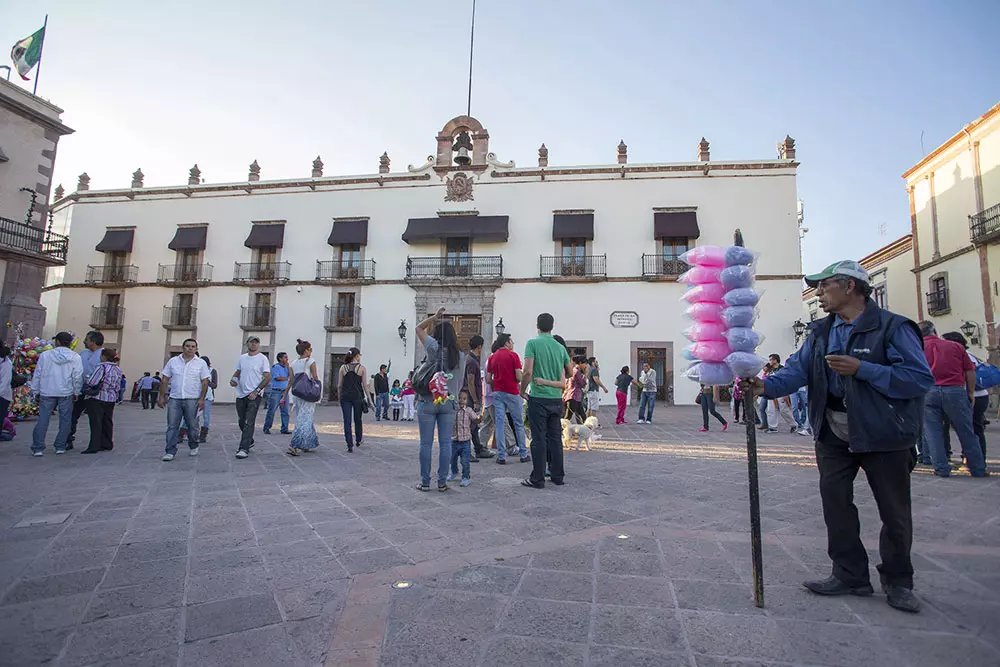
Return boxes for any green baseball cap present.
[804,260,870,288]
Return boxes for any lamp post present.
[792,319,807,347]
[960,321,980,346]
[495,317,505,337]
[398,320,407,346]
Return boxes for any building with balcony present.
[903,100,1000,361]
[0,78,73,337]
[44,115,803,404]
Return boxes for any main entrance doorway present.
[637,347,672,404]
[327,357,344,402]
[432,314,482,352]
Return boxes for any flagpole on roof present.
[466,0,475,116]
[32,15,47,96]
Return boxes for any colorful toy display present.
[429,371,452,405]
[5,323,79,421]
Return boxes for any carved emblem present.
[444,172,474,202]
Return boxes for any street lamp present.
[398,319,407,345]
[960,321,980,346]
[792,319,807,347]
[495,317,505,337]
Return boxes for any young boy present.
[449,390,480,487]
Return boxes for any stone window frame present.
[869,267,888,310]
[927,271,950,316]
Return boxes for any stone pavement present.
[0,402,998,667]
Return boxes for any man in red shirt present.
[919,321,988,477]
[486,333,529,463]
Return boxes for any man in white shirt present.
[30,331,84,456]
[158,338,210,461]
[635,363,657,424]
[231,336,271,459]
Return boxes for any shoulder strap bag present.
[291,360,322,403]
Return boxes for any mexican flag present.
[11,26,45,80]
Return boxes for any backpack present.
[413,340,448,397]
[975,360,1000,390]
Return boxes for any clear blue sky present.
[9,0,1000,272]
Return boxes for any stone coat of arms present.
[444,173,474,202]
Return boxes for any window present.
[255,247,277,279]
[927,272,949,315]
[178,249,199,281]
[559,238,587,276]
[872,283,887,309]
[104,294,122,325]
[176,294,194,326]
[252,293,272,327]
[107,251,128,282]
[661,238,689,275]
[336,293,356,327]
[339,244,362,278]
[445,238,470,276]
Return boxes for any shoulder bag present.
[291,360,322,403]
[413,338,447,397]
[81,366,106,398]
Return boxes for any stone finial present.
[698,137,710,162]
[77,172,90,191]
[131,168,144,188]
[379,152,390,174]
[311,155,324,178]
[248,160,261,182]
[53,184,65,201]
[538,143,549,168]
[778,135,796,160]
[188,164,201,186]
[617,140,628,165]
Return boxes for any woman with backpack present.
[82,349,124,453]
[338,347,369,452]
[285,339,321,456]
[414,308,465,492]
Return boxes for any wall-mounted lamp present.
[960,320,981,346]
[494,317,505,337]
[398,319,407,346]
[792,319,807,347]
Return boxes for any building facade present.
[904,101,1000,361]
[45,115,804,404]
[0,79,72,338]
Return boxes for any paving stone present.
[2,566,106,605]
[500,598,591,643]
[255,524,318,545]
[0,592,90,635]
[693,656,790,667]
[310,517,371,537]
[777,619,904,667]
[673,580,766,614]
[189,530,257,555]
[266,555,351,588]
[29,545,118,575]
[413,589,507,626]
[529,545,596,573]
[381,621,482,667]
[0,537,55,562]
[122,523,190,543]
[101,555,187,589]
[681,610,791,662]
[286,613,336,664]
[479,635,586,667]
[595,574,675,608]
[62,608,181,666]
[186,566,272,605]
[323,529,391,554]
[598,551,664,577]
[516,569,593,602]
[181,623,300,667]
[90,645,180,667]
[184,592,283,642]
[592,604,687,653]
[86,578,184,621]
[875,627,1000,667]
[426,565,524,595]
[591,646,691,667]
[0,628,72,666]
[113,538,187,564]
[189,546,263,576]
[760,584,858,623]
[274,577,350,620]
[663,555,743,582]
[339,546,412,574]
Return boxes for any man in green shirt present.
[520,312,573,488]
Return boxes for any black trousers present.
[470,401,483,454]
[564,399,586,424]
[528,397,564,486]
[66,398,89,445]
[86,400,115,451]
[235,396,262,451]
[140,389,152,409]
[815,425,916,589]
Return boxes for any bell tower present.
[435,115,489,170]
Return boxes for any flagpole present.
[32,14,48,96]
[466,0,476,116]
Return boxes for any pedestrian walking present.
[138,372,153,408]
[29,331,83,456]
[521,312,573,489]
[941,332,989,460]
[373,363,391,421]
[586,357,609,416]
[263,352,291,434]
[199,356,218,442]
[0,343,12,427]
[401,372,416,421]
[338,347,369,451]
[614,366,632,424]
[464,335,492,460]
[82,349,124,453]
[764,355,798,433]
[698,383,728,432]
[231,336,271,459]
[66,330,104,450]
[414,308,465,491]
[746,260,934,613]
[390,380,403,420]
[159,338,210,461]
[635,362,657,424]
[285,339,321,456]
[731,378,744,423]
[563,357,588,424]
[150,372,161,407]
[486,333,529,464]
[448,390,478,486]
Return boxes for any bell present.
[454,147,471,166]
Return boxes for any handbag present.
[290,361,321,403]
[975,361,1000,389]
[361,398,370,414]
[81,366,106,398]
[413,338,448,396]
[695,393,703,405]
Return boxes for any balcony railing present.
[90,306,125,329]
[85,265,139,284]
[233,262,291,282]
[405,256,503,280]
[0,216,69,265]
[540,255,607,279]
[240,306,276,330]
[324,305,362,331]
[642,254,687,277]
[316,259,376,282]
[157,264,213,283]
[970,203,1000,244]
[163,306,197,329]
[926,289,950,315]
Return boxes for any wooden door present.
[430,315,482,353]
[637,347,672,404]
[328,357,344,402]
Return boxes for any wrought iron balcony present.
[970,202,1000,244]
[641,254,687,278]
[233,262,291,282]
[540,255,607,279]
[163,306,197,329]
[240,306,275,330]
[157,264,213,284]
[85,265,139,284]
[405,256,503,281]
[315,259,376,282]
[0,216,69,265]
[926,289,950,315]
[324,305,362,332]
[90,306,125,329]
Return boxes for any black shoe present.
[803,576,874,597]
[495,458,506,465]
[81,448,99,454]
[470,453,479,463]
[347,445,354,453]
[883,584,921,613]
[280,430,291,434]
[478,450,495,459]
[355,441,362,448]
[521,478,544,489]
[65,443,74,451]
[263,429,271,435]
[551,479,565,486]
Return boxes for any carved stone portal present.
[444,173,474,202]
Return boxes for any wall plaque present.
[610,311,639,328]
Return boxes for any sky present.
[7,0,1000,273]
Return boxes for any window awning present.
[401,215,509,244]
[552,213,594,241]
[328,219,369,246]
[244,223,285,248]
[95,229,135,253]
[167,226,208,250]
[654,211,700,239]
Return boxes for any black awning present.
[244,223,285,248]
[654,211,700,239]
[167,226,208,250]
[552,213,594,240]
[328,219,369,246]
[401,215,509,244]
[95,229,134,253]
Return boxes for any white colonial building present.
[44,115,804,405]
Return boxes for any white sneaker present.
[161,453,175,462]
[797,428,811,437]
[637,419,645,424]
[32,451,43,457]
[189,447,199,456]
[235,450,249,459]
[55,450,65,455]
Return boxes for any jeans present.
[758,396,769,427]
[235,396,262,452]
[638,391,655,422]
[733,397,743,423]
[165,398,200,455]
[528,397,564,486]
[701,394,727,429]
[263,389,289,432]
[616,390,627,423]
[494,392,528,461]
[86,400,115,451]
[973,394,989,458]
[450,440,471,479]
[375,392,390,420]
[923,386,987,477]
[32,395,74,453]
[417,399,456,486]
[791,389,808,427]
[340,399,364,447]
[203,399,213,428]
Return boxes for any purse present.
[290,361,321,403]
[81,367,106,398]
[413,338,448,396]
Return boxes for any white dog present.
[561,416,599,451]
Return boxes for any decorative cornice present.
[911,243,976,274]
[902,101,1000,181]
[491,161,798,179]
